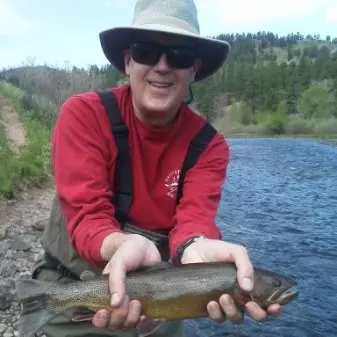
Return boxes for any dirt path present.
[0,181,54,337]
[0,92,55,336]
[0,95,26,153]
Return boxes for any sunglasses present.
[129,41,197,69]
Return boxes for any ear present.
[191,58,202,82]
[124,50,132,76]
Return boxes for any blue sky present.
[1,0,337,70]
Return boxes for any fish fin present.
[15,277,56,302]
[18,306,57,337]
[71,307,96,322]
[72,314,95,322]
[80,270,96,281]
[136,318,165,337]
[15,278,59,337]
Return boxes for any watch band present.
[176,235,205,264]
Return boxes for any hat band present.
[133,15,199,35]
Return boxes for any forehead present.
[131,30,196,47]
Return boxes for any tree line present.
[89,31,337,123]
[1,31,337,134]
[191,32,337,124]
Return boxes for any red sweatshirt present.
[52,84,229,268]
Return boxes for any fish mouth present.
[268,285,299,305]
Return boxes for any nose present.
[153,54,170,72]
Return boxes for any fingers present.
[92,298,142,331]
[108,258,126,307]
[106,235,162,307]
[207,295,243,324]
[121,300,142,330]
[208,297,282,325]
[107,295,130,329]
[92,309,111,329]
[245,301,268,321]
[219,295,243,324]
[267,303,282,316]
[207,301,226,322]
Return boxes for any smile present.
[149,81,172,88]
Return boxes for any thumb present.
[230,246,254,292]
[107,257,127,307]
[102,260,111,275]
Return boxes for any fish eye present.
[273,279,282,287]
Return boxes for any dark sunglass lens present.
[131,43,160,65]
[167,48,196,69]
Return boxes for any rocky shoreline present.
[0,182,55,337]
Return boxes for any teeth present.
[150,82,171,88]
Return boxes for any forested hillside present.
[81,32,337,135]
[193,33,337,117]
[1,31,337,136]
[0,31,336,196]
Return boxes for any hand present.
[181,238,282,324]
[92,234,161,331]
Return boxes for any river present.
[184,138,337,337]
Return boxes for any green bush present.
[313,117,337,135]
[241,123,269,134]
[285,116,314,134]
[228,101,254,125]
[263,100,287,134]
[299,82,336,119]
[21,93,37,111]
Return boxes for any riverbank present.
[1,79,337,199]
[0,182,54,337]
[227,133,337,139]
[0,82,51,199]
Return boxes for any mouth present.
[148,81,173,89]
[268,285,299,305]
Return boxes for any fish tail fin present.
[15,278,59,337]
[18,306,57,337]
[137,318,165,337]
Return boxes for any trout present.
[15,261,298,337]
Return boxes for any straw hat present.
[99,0,230,82]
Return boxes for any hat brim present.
[99,25,230,82]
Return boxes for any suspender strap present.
[96,90,132,227]
[96,90,217,224]
[176,122,217,204]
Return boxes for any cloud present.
[105,0,135,12]
[325,4,337,23]
[195,0,335,25]
[0,0,36,37]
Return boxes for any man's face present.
[124,32,202,128]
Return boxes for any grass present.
[0,64,106,199]
[296,40,337,51]
[213,108,337,140]
[0,81,51,198]
[0,68,336,198]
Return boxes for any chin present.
[144,98,176,114]
[145,106,172,120]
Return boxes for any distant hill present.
[0,65,56,80]
[191,32,337,121]
[1,31,336,134]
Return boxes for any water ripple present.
[186,138,337,337]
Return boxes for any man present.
[33,0,281,336]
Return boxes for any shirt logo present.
[165,169,180,199]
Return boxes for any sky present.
[1,0,337,70]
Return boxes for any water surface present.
[185,138,337,337]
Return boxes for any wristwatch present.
[176,235,206,264]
